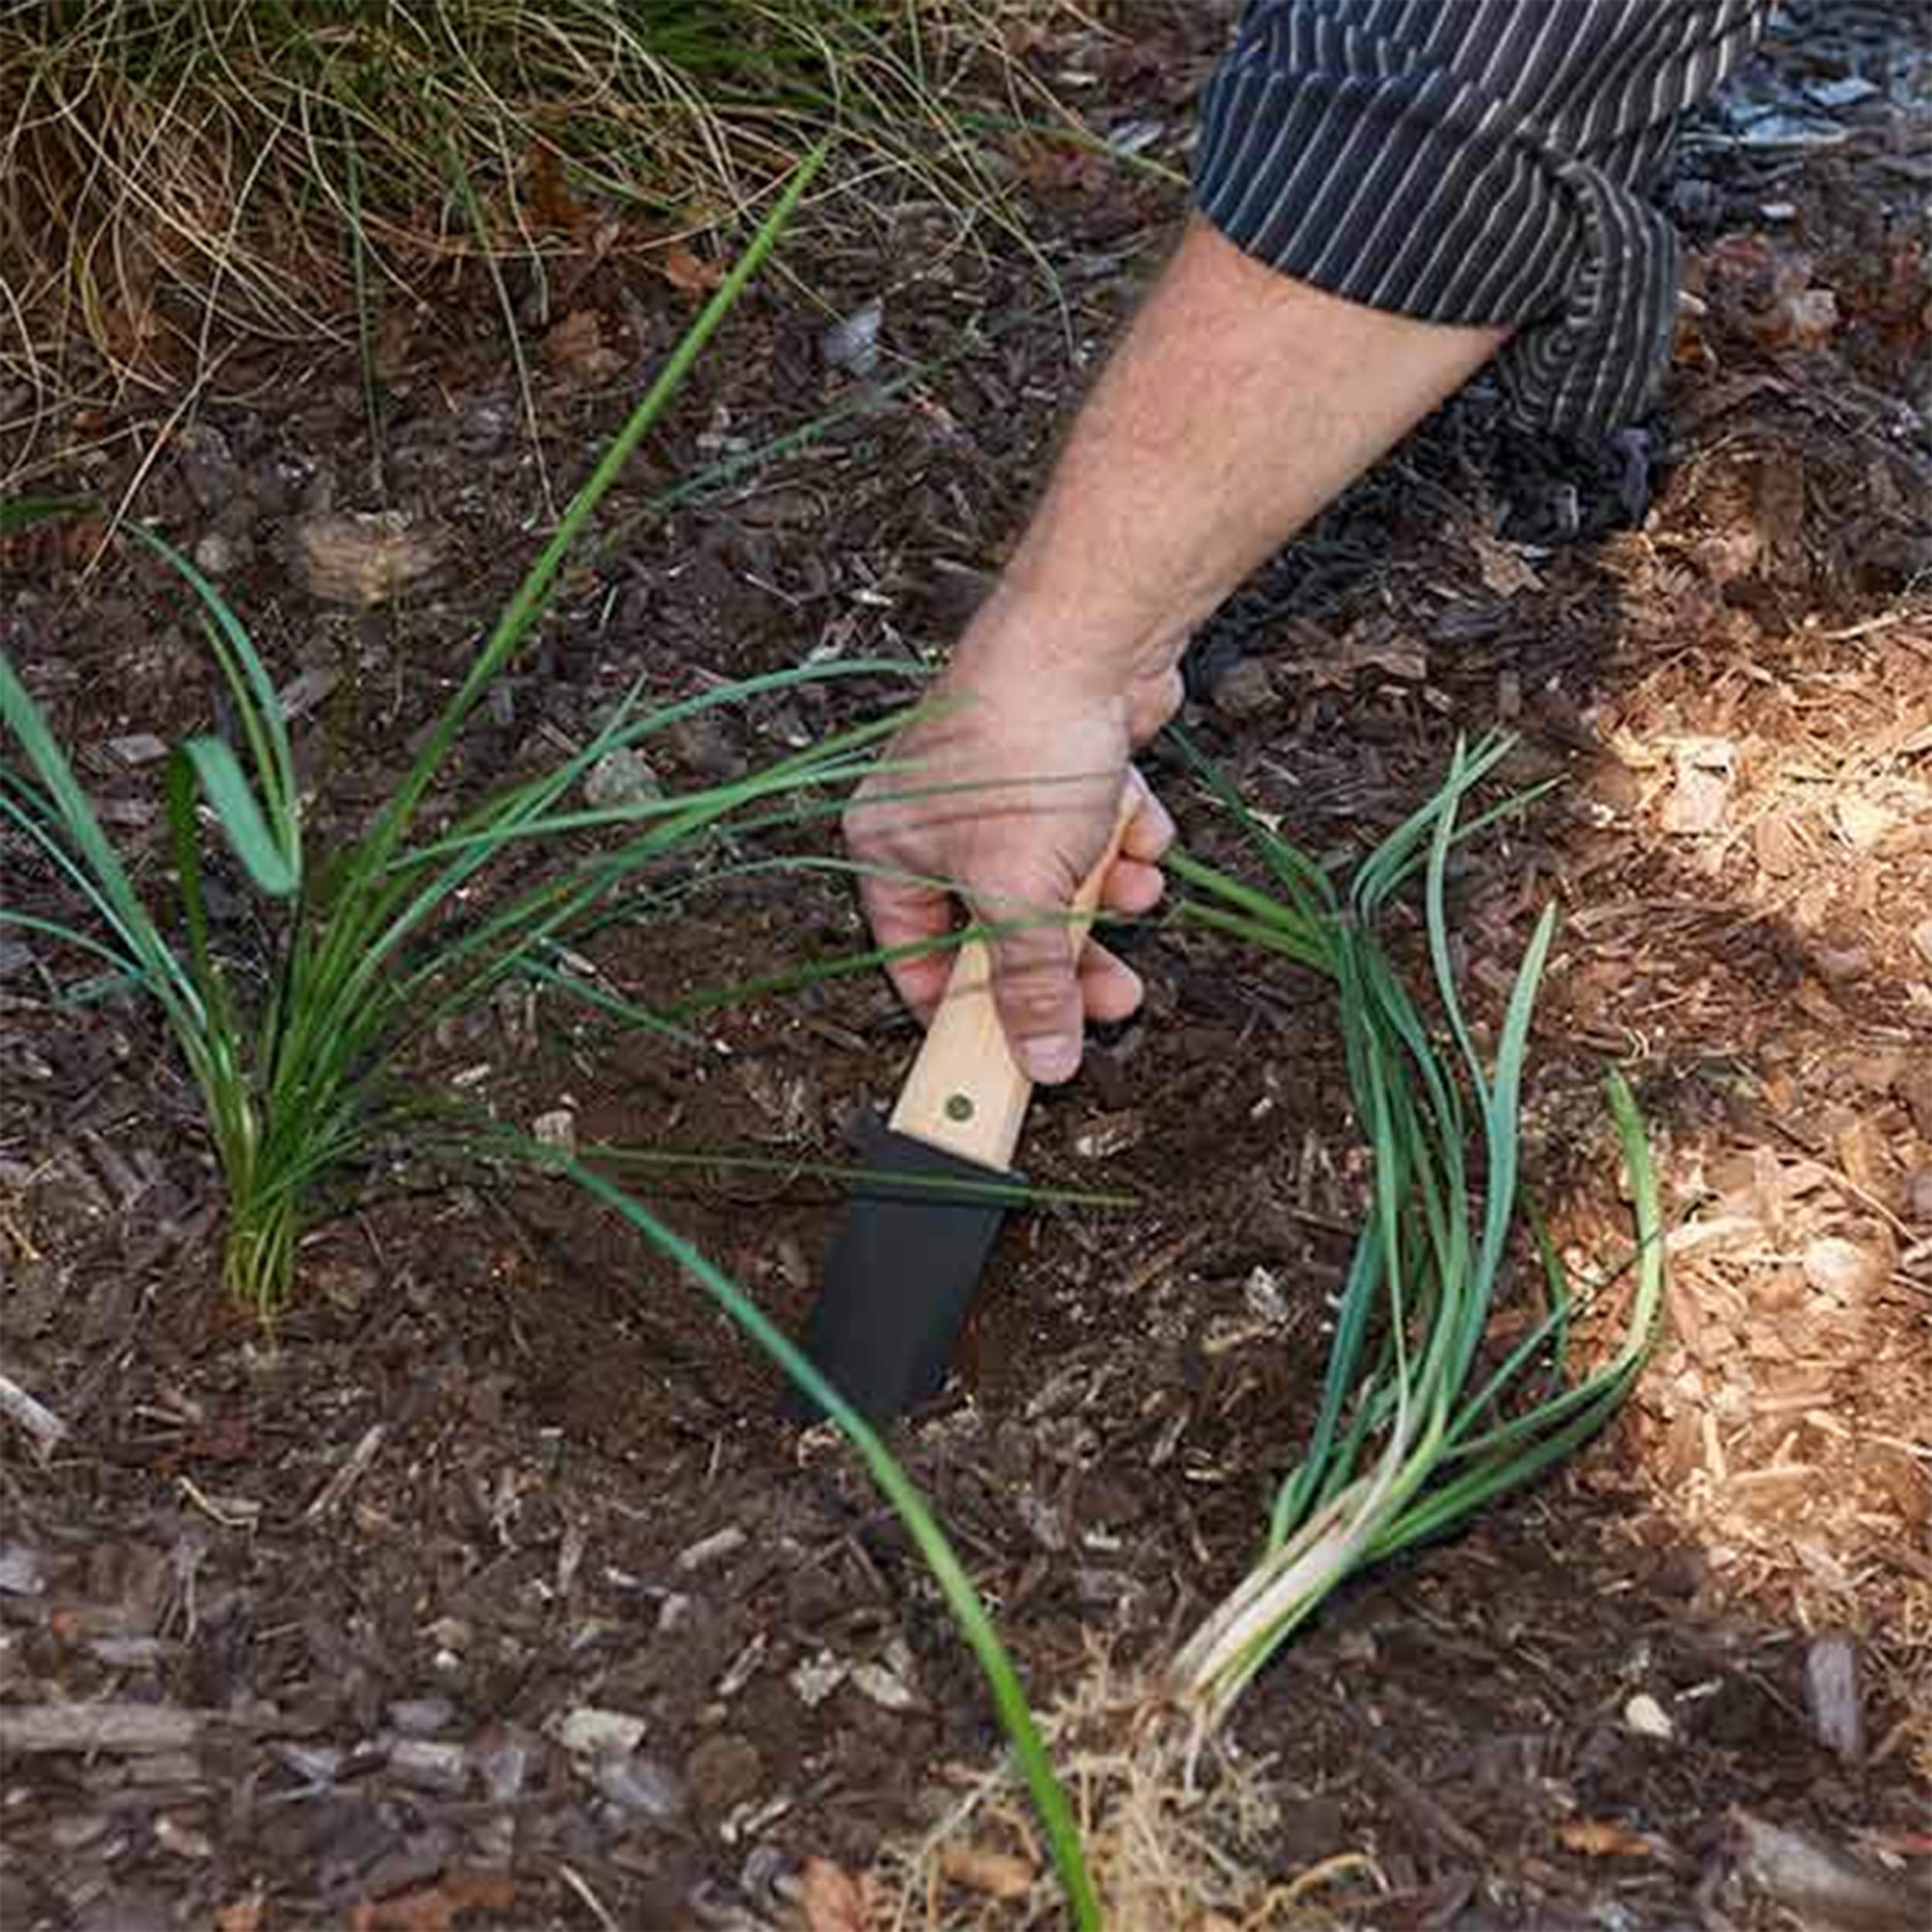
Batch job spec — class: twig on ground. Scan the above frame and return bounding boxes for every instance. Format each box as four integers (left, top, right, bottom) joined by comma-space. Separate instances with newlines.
0, 1702, 206, 1756
0, 1366, 68, 1450
556, 1862, 622, 1932
304, 1423, 387, 1522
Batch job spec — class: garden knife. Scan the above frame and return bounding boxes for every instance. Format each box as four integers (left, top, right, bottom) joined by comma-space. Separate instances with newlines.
795, 795, 1132, 1426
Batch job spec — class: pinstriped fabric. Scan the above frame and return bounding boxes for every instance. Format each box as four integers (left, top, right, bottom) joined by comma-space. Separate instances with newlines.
1194, 0, 1769, 434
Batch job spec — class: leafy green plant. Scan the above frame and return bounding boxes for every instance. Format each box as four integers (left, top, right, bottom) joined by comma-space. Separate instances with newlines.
0, 151, 867, 1311
1165, 735, 1664, 1727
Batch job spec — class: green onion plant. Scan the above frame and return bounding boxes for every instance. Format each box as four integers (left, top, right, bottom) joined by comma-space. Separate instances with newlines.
1165, 734, 1664, 1730
4, 138, 1109, 1917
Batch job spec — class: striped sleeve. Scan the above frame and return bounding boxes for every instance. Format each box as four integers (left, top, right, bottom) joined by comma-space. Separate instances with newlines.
1192, 0, 1769, 436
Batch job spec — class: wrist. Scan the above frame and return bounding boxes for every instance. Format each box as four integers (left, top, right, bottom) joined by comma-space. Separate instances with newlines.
948, 577, 1181, 718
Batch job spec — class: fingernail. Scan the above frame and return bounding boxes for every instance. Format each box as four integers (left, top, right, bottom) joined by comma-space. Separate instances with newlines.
1022, 1034, 1081, 1084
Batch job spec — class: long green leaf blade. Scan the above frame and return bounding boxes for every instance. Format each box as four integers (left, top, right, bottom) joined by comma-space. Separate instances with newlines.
179, 737, 301, 897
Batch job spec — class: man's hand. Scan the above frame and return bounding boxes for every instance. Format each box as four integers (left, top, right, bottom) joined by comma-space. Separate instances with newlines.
842, 219, 1507, 1081
842, 662, 1177, 1085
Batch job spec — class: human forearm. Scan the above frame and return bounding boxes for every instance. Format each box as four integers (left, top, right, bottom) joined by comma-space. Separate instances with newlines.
846, 219, 1507, 1085
957, 216, 1506, 711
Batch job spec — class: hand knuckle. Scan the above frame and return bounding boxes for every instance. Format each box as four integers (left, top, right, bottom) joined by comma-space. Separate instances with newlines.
998, 970, 1073, 1022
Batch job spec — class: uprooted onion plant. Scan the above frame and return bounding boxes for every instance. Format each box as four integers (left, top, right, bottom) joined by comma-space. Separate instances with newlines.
869, 745, 1666, 1929
1165, 734, 1664, 1733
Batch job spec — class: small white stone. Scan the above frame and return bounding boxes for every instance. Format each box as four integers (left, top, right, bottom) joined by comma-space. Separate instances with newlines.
583, 747, 662, 811
676, 1525, 746, 1572
821, 301, 883, 376
1243, 1265, 1289, 1325
1662, 739, 1734, 835
1072, 1111, 1142, 1159
1623, 1692, 1675, 1740
788, 1650, 849, 1709
0, 1545, 43, 1596
388, 1736, 470, 1793
153, 1814, 214, 1859
475, 1728, 532, 1804
1835, 794, 1893, 849
532, 1108, 577, 1157
1804, 75, 1879, 109
555, 1706, 645, 1757
850, 1659, 918, 1712
386, 1696, 454, 1736
192, 532, 236, 577
1804, 1630, 1864, 1762
107, 733, 169, 766
590, 1750, 680, 1818
1802, 1234, 1883, 1301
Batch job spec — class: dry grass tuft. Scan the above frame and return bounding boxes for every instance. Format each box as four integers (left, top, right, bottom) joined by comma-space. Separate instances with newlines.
0, 0, 1049, 477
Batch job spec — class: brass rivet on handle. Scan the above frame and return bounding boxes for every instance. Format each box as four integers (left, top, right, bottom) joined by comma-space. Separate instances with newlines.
944, 1092, 975, 1122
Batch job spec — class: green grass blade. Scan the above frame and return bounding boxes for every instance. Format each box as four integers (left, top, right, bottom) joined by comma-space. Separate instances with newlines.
124, 526, 301, 878
58, 969, 157, 1007
0, 909, 141, 975
0, 777, 152, 955
0, 652, 202, 1032
574, 1140, 1132, 1212
544, 1155, 1101, 1932
1173, 899, 1335, 975
1422, 737, 1487, 1103
1268, 1226, 1383, 1547
178, 736, 300, 897
0, 498, 94, 530
164, 751, 223, 1017
360, 144, 827, 874
1380, 1099, 1660, 1549
162, 749, 255, 1172
517, 958, 701, 1048
1167, 724, 1338, 927
1354, 733, 1512, 917
1167, 848, 1336, 971
1454, 903, 1557, 1392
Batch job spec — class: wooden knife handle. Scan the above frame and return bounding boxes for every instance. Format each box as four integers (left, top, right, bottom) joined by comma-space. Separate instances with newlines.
889, 787, 1136, 1170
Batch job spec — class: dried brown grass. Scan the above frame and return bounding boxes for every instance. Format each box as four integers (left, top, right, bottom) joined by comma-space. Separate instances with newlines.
0, 0, 1059, 483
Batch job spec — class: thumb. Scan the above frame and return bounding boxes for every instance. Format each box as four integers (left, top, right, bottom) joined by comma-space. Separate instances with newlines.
985, 889, 1085, 1087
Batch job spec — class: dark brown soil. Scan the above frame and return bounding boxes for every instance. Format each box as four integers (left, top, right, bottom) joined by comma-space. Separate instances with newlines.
3, 6, 1929, 1930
